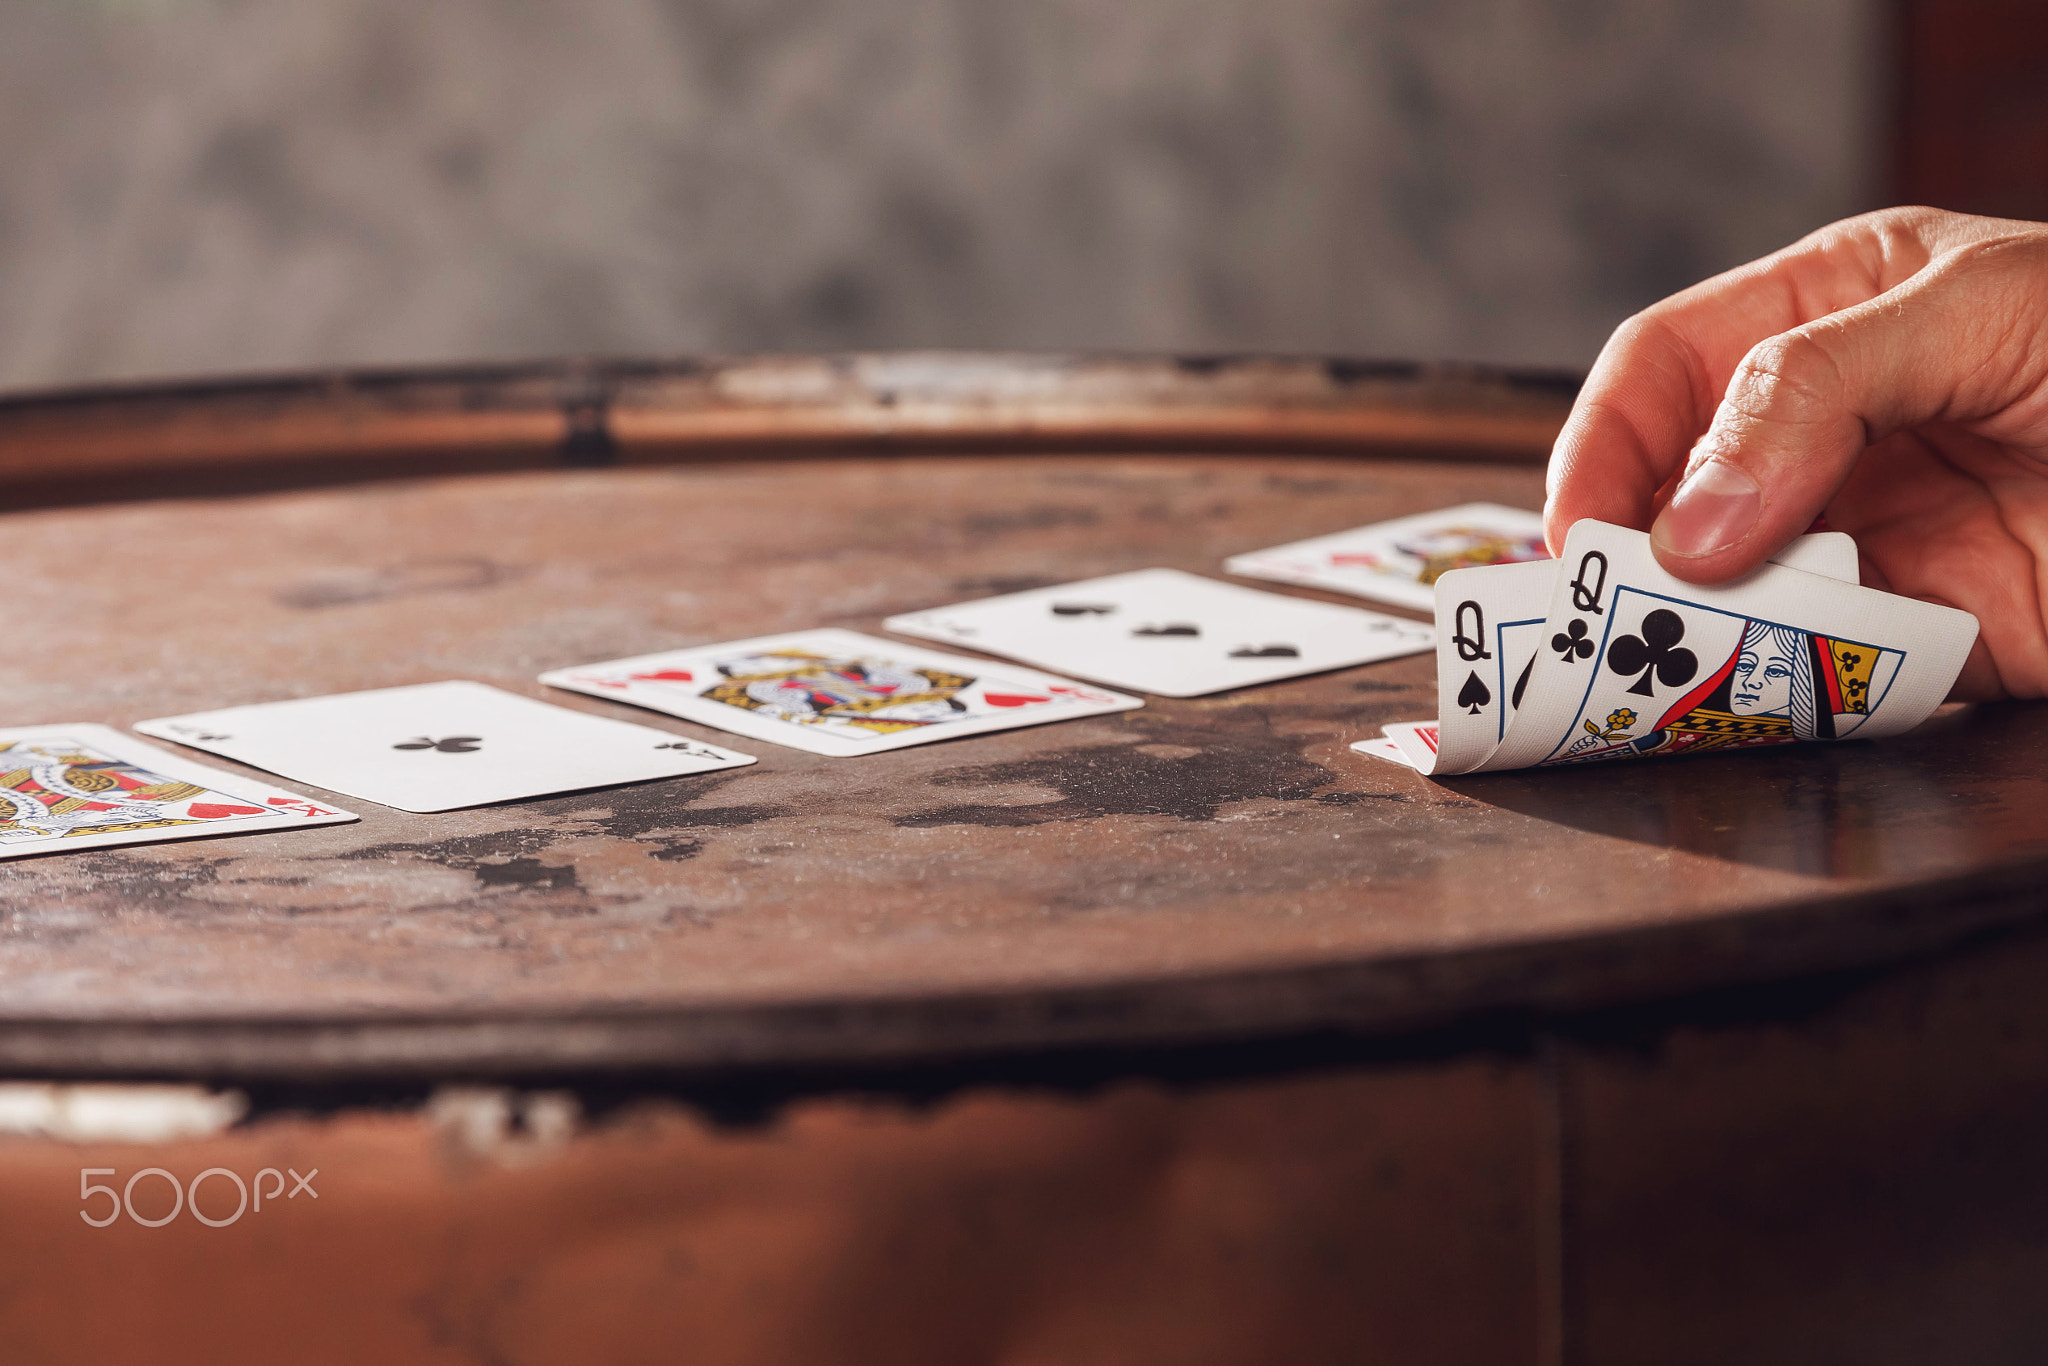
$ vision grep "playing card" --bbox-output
[883,568,1434,698]
[1769,529,1859,583]
[1377,721,1437,770]
[1225,502,1548,610]
[135,682,756,813]
[1352,735,1416,768]
[0,724,353,859]
[1475,522,1977,772]
[1352,531,1869,774]
[540,629,1142,757]
[1421,558,1560,773]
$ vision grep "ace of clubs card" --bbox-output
[540,628,1141,757]
[136,681,756,813]
[884,568,1433,698]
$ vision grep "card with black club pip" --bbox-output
[134,681,755,813]
[0,723,354,858]
[883,568,1434,698]
[1225,502,1549,611]
[1369,531,1860,772]
[541,629,1141,757]
[1355,525,1974,775]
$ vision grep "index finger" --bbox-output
[1542,213,1934,552]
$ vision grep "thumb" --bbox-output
[1649,242,2032,582]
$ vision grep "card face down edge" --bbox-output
[541,628,1142,757]
[0,723,354,858]
[135,681,756,813]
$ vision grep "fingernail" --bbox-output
[1654,460,1760,557]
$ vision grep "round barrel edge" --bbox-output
[0,352,1579,506]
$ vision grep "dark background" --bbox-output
[0,0,1884,387]
[0,0,2039,391]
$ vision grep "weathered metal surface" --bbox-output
[0,1058,1547,1365]
[0,420,2040,1079]
[0,354,1571,505]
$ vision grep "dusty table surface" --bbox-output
[0,451,2043,1079]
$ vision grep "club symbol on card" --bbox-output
[1132,623,1200,638]
[393,735,483,753]
[1551,619,1595,662]
[1606,609,1698,697]
[1228,644,1301,658]
[1051,603,1116,617]
[654,741,716,755]
[177,727,234,743]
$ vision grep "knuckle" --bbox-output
[1726,332,1844,423]
[1933,234,2046,274]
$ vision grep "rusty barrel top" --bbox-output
[0,353,2040,1082]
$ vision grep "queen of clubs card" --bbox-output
[1560,619,1899,764]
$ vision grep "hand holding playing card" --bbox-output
[1545,205,2048,702]
[1359,523,1977,775]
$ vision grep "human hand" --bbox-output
[1543,206,2048,701]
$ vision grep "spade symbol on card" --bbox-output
[1132,623,1200,638]
[1051,603,1116,617]
[1228,644,1301,658]
[1457,671,1492,714]
[1511,655,1535,709]
[1607,609,1698,697]
[393,735,483,753]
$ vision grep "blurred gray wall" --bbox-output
[0,0,1882,388]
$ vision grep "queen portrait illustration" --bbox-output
[1558,616,1900,763]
